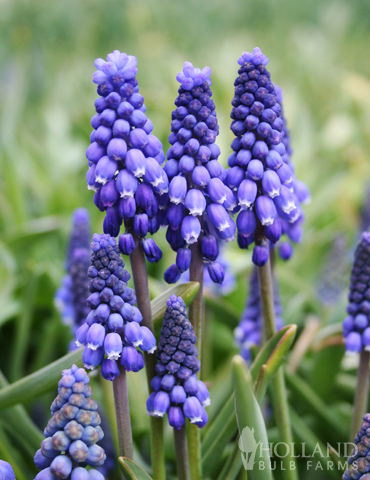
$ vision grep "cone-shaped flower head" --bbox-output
[163,62,236,284]
[227,47,309,266]
[77,233,156,380]
[343,413,370,479]
[147,295,210,429]
[55,209,91,343]
[343,232,370,354]
[34,365,106,480]
[86,50,167,262]
[234,267,283,362]
[0,460,15,480]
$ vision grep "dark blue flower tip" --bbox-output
[35,366,107,479]
[78,233,152,376]
[343,232,370,354]
[164,264,182,284]
[279,242,293,260]
[147,295,209,429]
[235,267,283,362]
[252,244,269,266]
[118,233,135,256]
[207,262,225,284]
[176,248,192,273]
[343,413,370,478]
[142,238,162,263]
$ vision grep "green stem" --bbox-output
[187,240,203,480]
[113,364,134,459]
[257,256,297,480]
[174,427,191,480]
[350,349,370,440]
[129,233,165,480]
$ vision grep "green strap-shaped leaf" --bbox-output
[0,282,199,410]
[250,325,297,381]
[119,457,153,480]
[253,325,297,403]
[233,355,272,480]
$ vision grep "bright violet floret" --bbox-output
[146,295,210,429]
[163,62,236,284]
[87,50,166,262]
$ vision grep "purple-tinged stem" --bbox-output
[187,239,204,480]
[174,427,191,480]
[113,365,134,459]
[350,349,370,440]
[129,232,165,480]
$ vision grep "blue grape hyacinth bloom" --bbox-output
[0,460,15,480]
[55,209,91,341]
[227,47,309,266]
[343,232,370,354]
[76,233,156,380]
[234,267,283,361]
[86,50,168,263]
[146,295,210,429]
[343,413,370,479]
[163,62,236,284]
[34,365,106,480]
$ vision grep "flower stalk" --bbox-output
[350,349,370,440]
[113,364,134,459]
[188,241,204,480]
[257,254,297,480]
[174,427,191,480]
[129,232,165,480]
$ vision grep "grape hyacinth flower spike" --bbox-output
[147,295,210,429]
[163,61,236,284]
[343,413,370,479]
[34,365,106,480]
[234,267,283,362]
[343,232,370,355]
[227,47,309,265]
[77,233,156,379]
[0,461,15,480]
[86,50,167,263]
[55,209,91,348]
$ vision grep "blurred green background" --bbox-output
[1,0,370,478]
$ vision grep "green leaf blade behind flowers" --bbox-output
[119,457,153,480]
[233,355,272,480]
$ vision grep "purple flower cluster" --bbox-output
[227,47,309,266]
[234,268,283,362]
[55,209,91,338]
[76,234,156,380]
[146,295,210,429]
[163,62,236,285]
[343,232,370,354]
[0,461,15,480]
[34,365,106,480]
[343,413,370,479]
[86,50,167,263]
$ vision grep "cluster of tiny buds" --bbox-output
[75,234,156,380]
[146,295,210,429]
[343,413,370,479]
[34,365,106,480]
[234,267,283,361]
[162,61,236,285]
[343,232,370,354]
[86,50,167,262]
[227,47,309,266]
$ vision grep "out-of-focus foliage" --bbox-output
[0,0,370,479]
